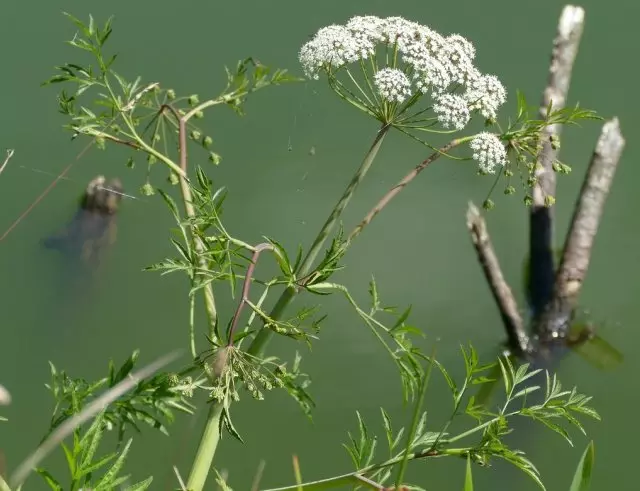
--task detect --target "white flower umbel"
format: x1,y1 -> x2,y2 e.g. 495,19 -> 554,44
374,68 -> 412,104
299,25 -> 363,79
300,15 -> 508,126
464,74 -> 507,120
447,34 -> 476,61
433,94 -> 470,130
469,132 -> 508,174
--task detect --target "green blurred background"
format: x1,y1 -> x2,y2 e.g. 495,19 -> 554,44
0,0 -> 636,489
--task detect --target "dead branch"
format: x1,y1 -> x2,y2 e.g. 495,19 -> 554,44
466,202 -> 530,355
0,149 -> 15,177
537,118 -> 625,340
529,5 -> 585,317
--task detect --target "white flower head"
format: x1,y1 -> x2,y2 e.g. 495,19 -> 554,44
374,68 -> 412,103
346,16 -> 385,57
433,94 -> 470,130
446,34 -> 476,60
299,25 -> 361,79
379,16 -> 419,45
469,132 -> 508,174
300,16 -> 507,123
412,55 -> 451,94
464,74 -> 507,120
443,43 -> 479,86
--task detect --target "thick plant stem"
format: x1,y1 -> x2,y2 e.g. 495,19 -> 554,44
247,124 -> 390,356
185,403 -> 224,490
177,114 -> 221,491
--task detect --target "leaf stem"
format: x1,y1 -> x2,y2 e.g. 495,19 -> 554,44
246,123 -> 390,356
394,352 -> 436,489
348,136 -> 470,243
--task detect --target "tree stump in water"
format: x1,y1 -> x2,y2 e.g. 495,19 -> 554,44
43,175 -> 123,269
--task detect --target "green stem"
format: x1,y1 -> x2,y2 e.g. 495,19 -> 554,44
262,447 -> 469,490
446,411 -> 518,444
394,352 -> 435,489
174,112 -> 221,491
185,403 -> 224,490
246,123 -> 390,356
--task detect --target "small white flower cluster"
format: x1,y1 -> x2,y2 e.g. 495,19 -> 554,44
464,74 -> 507,120
299,15 -> 507,128
433,94 -> 470,130
374,68 -> 412,104
469,132 -> 508,174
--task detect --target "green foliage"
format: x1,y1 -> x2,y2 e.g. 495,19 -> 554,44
44,351 -> 195,443
261,355 -> 598,490
23,10 -> 607,491
35,411 -> 152,491
43,12 -> 300,188
569,441 -> 595,491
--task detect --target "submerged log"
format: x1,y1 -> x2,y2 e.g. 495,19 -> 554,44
43,175 -> 123,269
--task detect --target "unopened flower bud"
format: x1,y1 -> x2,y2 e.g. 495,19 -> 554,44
482,199 -> 495,210
140,182 -> 155,196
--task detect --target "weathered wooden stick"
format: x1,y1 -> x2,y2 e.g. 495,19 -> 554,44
537,119 -> 625,340
0,149 -> 15,177
466,202 -> 530,355
529,5 -> 585,317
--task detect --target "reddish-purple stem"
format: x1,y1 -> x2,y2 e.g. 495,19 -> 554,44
228,243 -> 274,345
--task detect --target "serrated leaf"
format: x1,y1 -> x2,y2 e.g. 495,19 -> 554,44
221,407 -> 244,443
368,277 -> 380,311
35,468 -> 63,490
267,237 -> 292,276
433,359 -> 456,394
113,351 -> 140,385
569,441 -> 595,491
124,476 -> 153,491
513,386 -> 540,399
61,442 -> 76,476
80,411 -> 106,468
79,452 -> 117,477
391,305 -> 412,331
498,357 -> 513,396
534,416 -> 573,446
380,408 -> 394,453
94,438 -> 132,489
158,189 -> 180,221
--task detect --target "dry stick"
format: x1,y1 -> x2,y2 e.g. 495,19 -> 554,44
0,149 -> 15,177
537,118 -> 625,341
466,203 -> 530,355
10,350 -> 182,488
529,5 -> 585,317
